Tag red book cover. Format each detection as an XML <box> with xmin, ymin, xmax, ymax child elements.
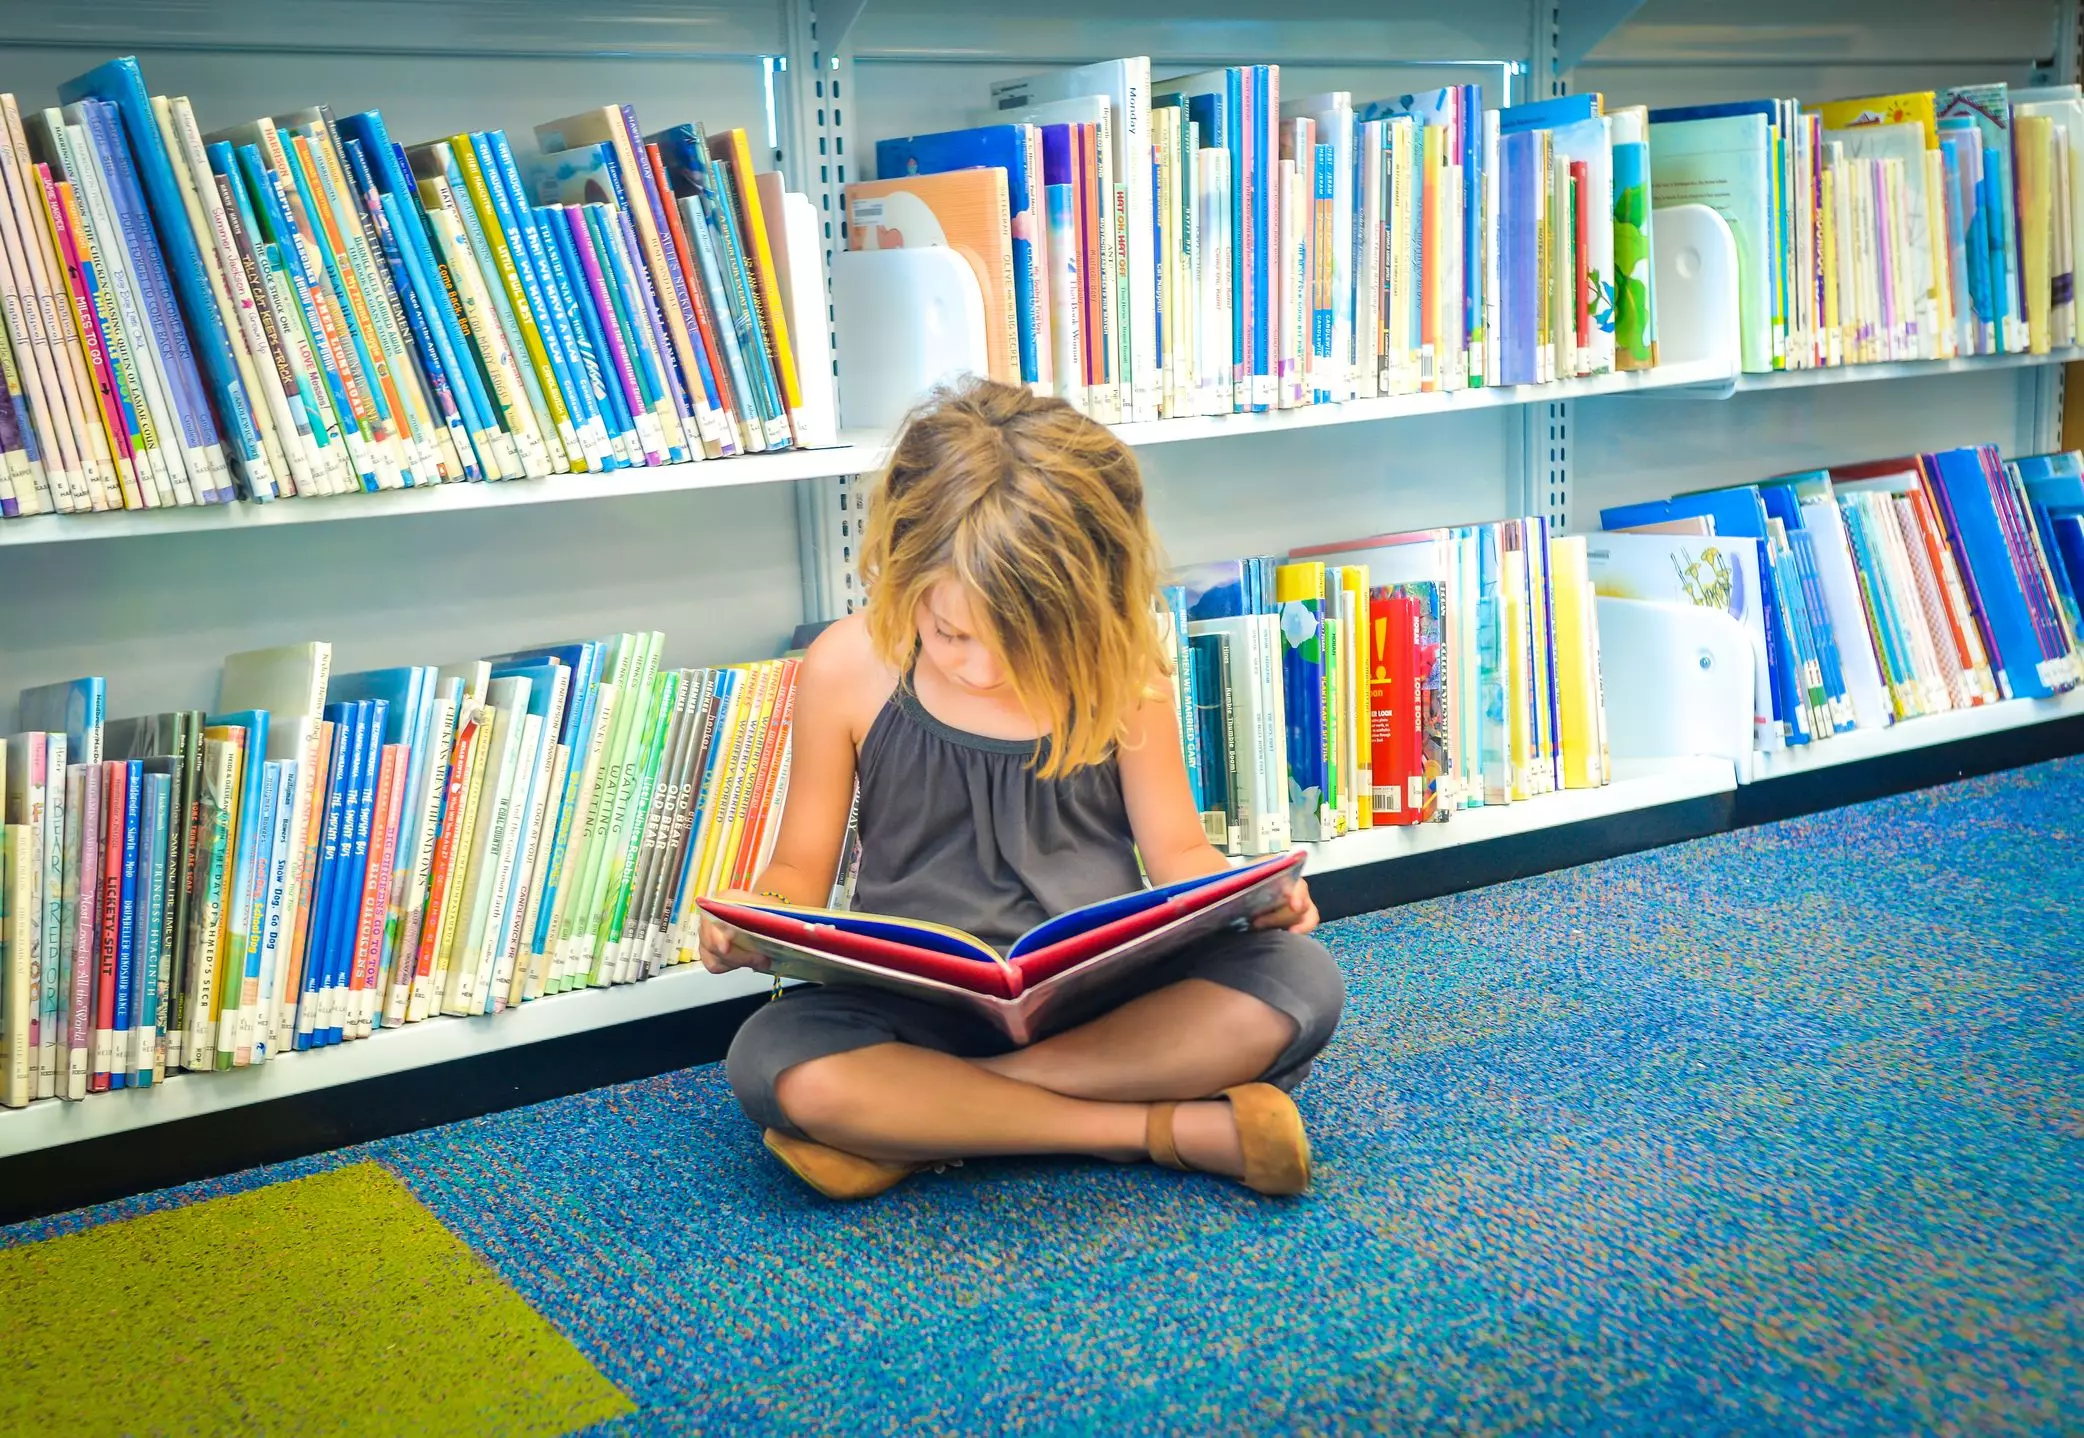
<box><xmin>1076</xmin><ymin>122</ymin><xmax>1103</xmax><ymax>388</ymax></box>
<box><xmin>68</xmin><ymin>765</ymin><xmax>102</xmax><ymax>1099</ymax></box>
<box><xmin>729</xmin><ymin>659</ymin><xmax>800</xmax><ymax>893</ymax></box>
<box><xmin>1368</xmin><ymin>591</ymin><xmax>1418</xmax><ymax>826</ymax></box>
<box><xmin>413</xmin><ymin>713</ymin><xmax>480</xmax><ymax>986</ymax></box>
<box><xmin>348</xmin><ymin>744</ymin><xmax>403</xmax><ymax>1019</ymax></box>
<box><xmin>646</xmin><ymin>140</ymin><xmax>738</xmax><ymax>427</ymax></box>
<box><xmin>92</xmin><ymin>759</ymin><xmax>126</xmax><ymax>1091</ymax></box>
<box><xmin>365</xmin><ymin>743</ymin><xmax>412</xmax><ymax>1014</ymax></box>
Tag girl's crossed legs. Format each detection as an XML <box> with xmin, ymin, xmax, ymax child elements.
<box><xmin>726</xmin><ymin>927</ymin><xmax>1343</xmax><ymax>1181</ymax></box>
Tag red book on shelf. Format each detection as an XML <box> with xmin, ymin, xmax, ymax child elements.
<box><xmin>92</xmin><ymin>759</ymin><xmax>127</xmax><ymax>1091</ymax></box>
<box><xmin>1369</xmin><ymin>591</ymin><xmax>1420</xmax><ymax>826</ymax></box>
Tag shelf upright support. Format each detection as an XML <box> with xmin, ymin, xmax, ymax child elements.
<box><xmin>1518</xmin><ymin>0</ymin><xmax>1576</xmax><ymax>532</ymax></box>
<box><xmin>778</xmin><ymin>0</ymin><xmax>869</xmax><ymax>623</ymax></box>
<box><xmin>2030</xmin><ymin>0</ymin><xmax>2084</xmax><ymax>452</ymax></box>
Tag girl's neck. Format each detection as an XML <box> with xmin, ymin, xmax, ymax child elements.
<box><xmin>909</xmin><ymin>647</ymin><xmax>1048</xmax><ymax>743</ymax></box>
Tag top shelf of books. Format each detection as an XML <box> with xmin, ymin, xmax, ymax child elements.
<box><xmin>1</xmin><ymin>31</ymin><xmax>2080</xmax><ymax>545</ymax></box>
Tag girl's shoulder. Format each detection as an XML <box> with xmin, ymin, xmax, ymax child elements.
<box><xmin>801</xmin><ymin>613</ymin><xmax>902</xmax><ymax>743</ymax></box>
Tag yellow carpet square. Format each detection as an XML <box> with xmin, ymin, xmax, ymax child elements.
<box><xmin>0</xmin><ymin>1162</ymin><xmax>631</xmax><ymax>1437</ymax></box>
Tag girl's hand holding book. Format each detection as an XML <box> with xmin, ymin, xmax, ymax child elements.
<box><xmin>698</xmin><ymin>890</ymin><xmax>773</xmax><ymax>974</ymax></box>
<box><xmin>1249</xmin><ymin>878</ymin><xmax>1319</xmax><ymax>936</ymax></box>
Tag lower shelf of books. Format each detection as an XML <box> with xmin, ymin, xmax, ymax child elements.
<box><xmin>1302</xmin><ymin>756</ymin><xmax>1741</xmax><ymax>875</ymax></box>
<box><xmin>1748</xmin><ymin>688</ymin><xmax>2084</xmax><ymax>783</ymax></box>
<box><xmin>0</xmin><ymin>964</ymin><xmax>774</xmax><ymax>1158</ymax></box>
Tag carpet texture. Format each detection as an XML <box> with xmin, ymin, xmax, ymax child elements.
<box><xmin>0</xmin><ymin>1163</ymin><xmax>630</xmax><ymax>1436</ymax></box>
<box><xmin>3</xmin><ymin>757</ymin><xmax>2079</xmax><ymax>1435</ymax></box>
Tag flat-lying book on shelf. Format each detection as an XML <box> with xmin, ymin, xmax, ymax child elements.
<box><xmin>698</xmin><ymin>850</ymin><xmax>1306</xmax><ymax>1042</ymax></box>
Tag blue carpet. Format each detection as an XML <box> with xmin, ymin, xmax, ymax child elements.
<box><xmin>6</xmin><ymin>758</ymin><xmax>2080</xmax><ymax>1434</ymax></box>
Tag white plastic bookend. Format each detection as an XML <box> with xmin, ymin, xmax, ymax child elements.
<box><xmin>1595</xmin><ymin>596</ymin><xmax>1754</xmax><ymax>779</ymax></box>
<box><xmin>832</xmin><ymin>247</ymin><xmax>989</xmax><ymax>431</ymax></box>
<box><xmin>1649</xmin><ymin>203</ymin><xmax>1742</xmax><ymax>389</ymax></box>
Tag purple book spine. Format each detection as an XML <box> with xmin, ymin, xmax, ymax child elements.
<box><xmin>614</xmin><ymin>208</ymin><xmax>684</xmax><ymax>443</ymax></box>
<box><xmin>617</xmin><ymin>107</ymin><xmax>714</xmax><ymax>420</ymax></box>
<box><xmin>560</xmin><ymin>207</ymin><xmax>647</xmax><ymax>435</ymax></box>
<box><xmin>82</xmin><ymin>100</ymin><xmax>226</xmax><ymax>501</ymax></box>
<box><xmin>1981</xmin><ymin>447</ymin><xmax>2070</xmax><ymax>664</ymax></box>
<box><xmin>70</xmin><ymin>765</ymin><xmax>102</xmax><ymax>1087</ymax></box>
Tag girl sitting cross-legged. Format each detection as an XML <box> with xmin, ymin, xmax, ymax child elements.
<box><xmin>701</xmin><ymin>378</ymin><xmax>1344</xmax><ymax>1201</ymax></box>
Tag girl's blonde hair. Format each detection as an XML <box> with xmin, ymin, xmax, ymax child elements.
<box><xmin>858</xmin><ymin>378</ymin><xmax>1168</xmax><ymax>778</ymax></box>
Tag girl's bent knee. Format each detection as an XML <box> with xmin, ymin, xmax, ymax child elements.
<box><xmin>769</xmin><ymin>1053</ymin><xmax>861</xmax><ymax>1134</ymax></box>
<box><xmin>1210</xmin><ymin>928</ymin><xmax>1343</xmax><ymax>1076</ymax></box>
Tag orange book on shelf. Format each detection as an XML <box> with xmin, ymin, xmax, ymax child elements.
<box><xmin>846</xmin><ymin>168</ymin><xmax>1020</xmax><ymax>385</ymax></box>
<box><xmin>706</xmin><ymin>129</ymin><xmax>806</xmax><ymax>436</ymax></box>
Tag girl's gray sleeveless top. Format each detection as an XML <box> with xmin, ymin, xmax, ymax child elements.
<box><xmin>852</xmin><ymin>682</ymin><xmax>1144</xmax><ymax>952</ymax></box>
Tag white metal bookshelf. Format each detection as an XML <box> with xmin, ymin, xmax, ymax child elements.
<box><xmin>0</xmin><ymin>965</ymin><xmax>777</xmax><ymax>1158</ymax></box>
<box><xmin>0</xmin><ymin>359</ymin><xmax>1746</xmax><ymax>549</ymax></box>
<box><xmin>2</xmin><ymin>0</ymin><xmax>2081</xmax><ymax>1156</ymax></box>
<box><xmin>1749</xmin><ymin>689</ymin><xmax>2084</xmax><ymax>782</ymax></box>
<box><xmin>1714</xmin><ymin>350</ymin><xmax>2084</xmax><ymax>397</ymax></box>
<box><xmin>1303</xmin><ymin>756</ymin><xmax>1739</xmax><ymax>875</ymax></box>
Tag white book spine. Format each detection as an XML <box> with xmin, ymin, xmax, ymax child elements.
<box><xmin>248</xmin><ymin>762</ymin><xmax>298</xmax><ymax>1061</ymax></box>
<box><xmin>52</xmin><ymin>116</ymin><xmax>166</xmax><ymax>510</ymax></box>
<box><xmin>479</xmin><ymin>712</ymin><xmax>543</xmax><ymax>1011</ymax></box>
<box><xmin>444</xmin><ymin>694</ymin><xmax>523</xmax><ymax>1015</ymax></box>
<box><xmin>2</xmin><ymin>97</ymin><xmax>113</xmax><ymax>511</ymax></box>
<box><xmin>71</xmin><ymin>111</ymin><xmax>199</xmax><ymax>509</ymax></box>
<box><xmin>167</xmin><ymin>96</ymin><xmax>305</xmax><ymax>498</ymax></box>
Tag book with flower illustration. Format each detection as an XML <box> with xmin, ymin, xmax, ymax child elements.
<box><xmin>697</xmin><ymin>849</ymin><xmax>1305</xmax><ymax>1042</ymax></box>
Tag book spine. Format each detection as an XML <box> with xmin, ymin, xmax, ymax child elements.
<box><xmin>87</xmin><ymin>100</ymin><xmax>218</xmax><ymax>504</ymax></box>
<box><xmin>640</xmin><ymin>140</ymin><xmax>727</xmax><ymax>458</ymax></box>
<box><xmin>262</xmin><ymin>144</ymin><xmax>390</xmax><ymax>487</ymax></box>
<box><xmin>304</xmin><ymin>126</ymin><xmax>440</xmax><ymax>484</ymax></box>
<box><xmin>38</xmin><ymin>164</ymin><xmax>133</xmax><ymax>505</ymax></box>
<box><xmin>449</xmin><ymin>135</ymin><xmax>580</xmax><ymax>469</ymax></box>
<box><xmin>416</xmin><ymin>164</ymin><xmax>545</xmax><ymax>476</ymax></box>
<box><xmin>0</xmin><ymin>106</ymin><xmax>89</xmax><ymax>511</ymax></box>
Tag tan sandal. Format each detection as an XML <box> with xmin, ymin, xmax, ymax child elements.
<box><xmin>763</xmin><ymin>1129</ymin><xmax>922</xmax><ymax>1201</ymax></box>
<box><xmin>1146</xmin><ymin>1083</ymin><xmax>1312</xmax><ymax>1196</ymax></box>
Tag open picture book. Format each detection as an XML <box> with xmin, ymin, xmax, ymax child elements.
<box><xmin>698</xmin><ymin>850</ymin><xmax>1308</xmax><ymax>1042</ymax></box>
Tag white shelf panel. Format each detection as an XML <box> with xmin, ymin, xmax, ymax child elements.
<box><xmin>0</xmin><ymin>964</ymin><xmax>773</xmax><ymax>1159</ymax></box>
<box><xmin>1112</xmin><ymin>358</ymin><xmax>1739</xmax><ymax>447</ymax></box>
<box><xmin>0</xmin><ymin>360</ymin><xmax>1741</xmax><ymax>549</ymax></box>
<box><xmin>1304</xmin><ymin>755</ymin><xmax>1740</xmax><ymax>875</ymax></box>
<box><xmin>1712</xmin><ymin>349</ymin><xmax>2083</xmax><ymax>396</ymax></box>
<box><xmin>1749</xmin><ymin>689</ymin><xmax>2084</xmax><ymax>783</ymax></box>
<box><xmin>0</xmin><ymin>443</ymin><xmax>885</xmax><ymax>549</ymax></box>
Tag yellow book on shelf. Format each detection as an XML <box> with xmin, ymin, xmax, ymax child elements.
<box><xmin>1924</xmin><ymin>148</ymin><xmax>1957</xmax><ymax>357</ymax></box>
<box><xmin>2020</xmin><ymin>114</ymin><xmax>2055</xmax><ymax>355</ymax></box>
<box><xmin>710</xmin><ymin>660</ymin><xmax>782</xmax><ymax>899</ymax></box>
<box><xmin>446</xmin><ymin>132</ymin><xmax>583</xmax><ymax>469</ymax></box>
<box><xmin>685</xmin><ymin>666</ymin><xmax>754</xmax><ymax>907</ymax></box>
<box><xmin>1820</xmin><ymin>160</ymin><xmax>1841</xmax><ymax>365</ymax></box>
<box><xmin>1336</xmin><ymin>564</ymin><xmax>1372</xmax><ymax>829</ymax></box>
<box><xmin>1548</xmin><ymin>536</ymin><xmax>1605</xmax><ymax>790</ymax></box>
<box><xmin>1420</xmin><ymin>123</ymin><xmax>1444</xmax><ymax>390</ymax></box>
<box><xmin>1816</xmin><ymin>92</ymin><xmax>1939</xmax><ymax>151</ymax></box>
<box><xmin>1500</xmin><ymin>546</ymin><xmax>1530</xmax><ymax>803</ymax></box>
<box><xmin>711</xmin><ymin>128</ymin><xmax>806</xmax><ymax>441</ymax></box>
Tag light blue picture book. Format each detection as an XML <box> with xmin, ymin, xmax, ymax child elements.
<box><xmin>1584</xmin><ymin>531</ymin><xmax>1777</xmax><ymax>751</ymax></box>
<box><xmin>1649</xmin><ymin>114</ymin><xmax>1772</xmax><ymax>373</ymax></box>
<box><xmin>19</xmin><ymin>677</ymin><xmax>108</xmax><ymax>767</ymax></box>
